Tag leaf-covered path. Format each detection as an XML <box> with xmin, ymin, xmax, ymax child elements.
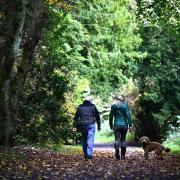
<box><xmin>0</xmin><ymin>143</ymin><xmax>180</xmax><ymax>179</ymax></box>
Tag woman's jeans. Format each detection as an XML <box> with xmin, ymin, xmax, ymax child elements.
<box><xmin>80</xmin><ymin>124</ymin><xmax>95</xmax><ymax>157</ymax></box>
<box><xmin>114</xmin><ymin>126</ymin><xmax>128</xmax><ymax>155</ymax></box>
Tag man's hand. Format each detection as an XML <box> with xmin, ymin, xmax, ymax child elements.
<box><xmin>72</xmin><ymin>128</ymin><xmax>77</xmax><ymax>133</ymax></box>
<box><xmin>97</xmin><ymin>126</ymin><xmax>101</xmax><ymax>131</ymax></box>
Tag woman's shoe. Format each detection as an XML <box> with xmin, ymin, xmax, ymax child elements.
<box><xmin>115</xmin><ymin>149</ymin><xmax>120</xmax><ymax>160</ymax></box>
<box><xmin>121</xmin><ymin>147</ymin><xmax>126</xmax><ymax>160</ymax></box>
<box><xmin>121</xmin><ymin>155</ymin><xmax>125</xmax><ymax>160</ymax></box>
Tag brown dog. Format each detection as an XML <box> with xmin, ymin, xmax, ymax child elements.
<box><xmin>139</xmin><ymin>136</ymin><xmax>170</xmax><ymax>160</ymax></box>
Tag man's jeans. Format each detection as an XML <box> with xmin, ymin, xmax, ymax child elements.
<box><xmin>80</xmin><ymin>124</ymin><xmax>95</xmax><ymax>157</ymax></box>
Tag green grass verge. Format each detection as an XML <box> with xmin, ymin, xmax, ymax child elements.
<box><xmin>163</xmin><ymin>142</ymin><xmax>180</xmax><ymax>154</ymax></box>
<box><xmin>94</xmin><ymin>120</ymin><xmax>135</xmax><ymax>143</ymax></box>
<box><xmin>163</xmin><ymin>134</ymin><xmax>180</xmax><ymax>154</ymax></box>
<box><xmin>53</xmin><ymin>144</ymin><xmax>82</xmax><ymax>155</ymax></box>
<box><xmin>39</xmin><ymin>143</ymin><xmax>82</xmax><ymax>155</ymax></box>
<box><xmin>95</xmin><ymin>131</ymin><xmax>135</xmax><ymax>143</ymax></box>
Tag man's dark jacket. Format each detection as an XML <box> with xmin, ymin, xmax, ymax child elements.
<box><xmin>73</xmin><ymin>100</ymin><xmax>101</xmax><ymax>129</ymax></box>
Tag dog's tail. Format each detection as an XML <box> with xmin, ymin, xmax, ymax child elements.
<box><xmin>164</xmin><ymin>147</ymin><xmax>171</xmax><ymax>152</ymax></box>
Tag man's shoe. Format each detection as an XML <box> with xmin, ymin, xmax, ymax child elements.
<box><xmin>88</xmin><ymin>156</ymin><xmax>93</xmax><ymax>159</ymax></box>
<box><xmin>86</xmin><ymin>155</ymin><xmax>93</xmax><ymax>159</ymax></box>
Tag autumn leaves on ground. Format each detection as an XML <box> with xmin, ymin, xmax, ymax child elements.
<box><xmin>0</xmin><ymin>144</ymin><xmax>180</xmax><ymax>179</ymax></box>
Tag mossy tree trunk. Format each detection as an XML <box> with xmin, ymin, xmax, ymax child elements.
<box><xmin>0</xmin><ymin>0</ymin><xmax>45</xmax><ymax>146</ymax></box>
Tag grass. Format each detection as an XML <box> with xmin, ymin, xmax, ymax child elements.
<box><xmin>95</xmin><ymin>131</ymin><xmax>114</xmax><ymax>143</ymax></box>
<box><xmin>55</xmin><ymin>130</ymin><xmax>134</xmax><ymax>155</ymax></box>
<box><xmin>163</xmin><ymin>141</ymin><xmax>180</xmax><ymax>154</ymax></box>
<box><xmin>52</xmin><ymin>144</ymin><xmax>82</xmax><ymax>155</ymax></box>
<box><xmin>95</xmin><ymin>131</ymin><xmax>135</xmax><ymax>143</ymax></box>
<box><xmin>94</xmin><ymin>120</ymin><xmax>135</xmax><ymax>143</ymax></box>
<box><xmin>36</xmin><ymin>142</ymin><xmax>82</xmax><ymax>155</ymax></box>
<box><xmin>163</xmin><ymin>130</ymin><xmax>180</xmax><ymax>154</ymax></box>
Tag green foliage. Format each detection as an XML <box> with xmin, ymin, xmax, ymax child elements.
<box><xmin>136</xmin><ymin>0</ymin><xmax>180</xmax><ymax>37</ymax></box>
<box><xmin>133</xmin><ymin>22</ymin><xmax>180</xmax><ymax>140</ymax></box>
<box><xmin>17</xmin><ymin>10</ymin><xmax>78</xmax><ymax>143</ymax></box>
<box><xmin>17</xmin><ymin>6</ymin><xmax>83</xmax><ymax>144</ymax></box>
<box><xmin>95</xmin><ymin>119</ymin><xmax>135</xmax><ymax>143</ymax></box>
<box><xmin>70</xmin><ymin>0</ymin><xmax>142</xmax><ymax>99</ymax></box>
<box><xmin>17</xmin><ymin>0</ymin><xmax>143</xmax><ymax>145</ymax></box>
<box><xmin>163</xmin><ymin>118</ymin><xmax>180</xmax><ymax>154</ymax></box>
<box><xmin>18</xmin><ymin>56</ymin><xmax>72</xmax><ymax>144</ymax></box>
<box><xmin>16</xmin><ymin>0</ymin><xmax>179</xmax><ymax>145</ymax></box>
<box><xmin>41</xmin><ymin>142</ymin><xmax>82</xmax><ymax>154</ymax></box>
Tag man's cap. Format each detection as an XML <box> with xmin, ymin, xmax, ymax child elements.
<box><xmin>85</xmin><ymin>96</ymin><xmax>93</xmax><ymax>102</ymax></box>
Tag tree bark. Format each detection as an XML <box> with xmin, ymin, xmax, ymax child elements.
<box><xmin>0</xmin><ymin>0</ymin><xmax>45</xmax><ymax>146</ymax></box>
<box><xmin>0</xmin><ymin>0</ymin><xmax>27</xmax><ymax>146</ymax></box>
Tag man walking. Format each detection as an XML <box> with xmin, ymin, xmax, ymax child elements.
<box><xmin>73</xmin><ymin>96</ymin><xmax>101</xmax><ymax>159</ymax></box>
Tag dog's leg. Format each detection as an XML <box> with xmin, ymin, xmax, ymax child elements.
<box><xmin>144</xmin><ymin>150</ymin><xmax>148</xmax><ymax>160</ymax></box>
<box><xmin>155</xmin><ymin>149</ymin><xmax>164</xmax><ymax>160</ymax></box>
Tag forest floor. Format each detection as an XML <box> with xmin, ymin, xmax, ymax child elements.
<box><xmin>0</xmin><ymin>143</ymin><xmax>180</xmax><ymax>180</ymax></box>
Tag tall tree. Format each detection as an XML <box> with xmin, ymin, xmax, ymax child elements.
<box><xmin>72</xmin><ymin>0</ymin><xmax>142</xmax><ymax>98</ymax></box>
<box><xmin>136</xmin><ymin>26</ymin><xmax>179</xmax><ymax>140</ymax></box>
<box><xmin>134</xmin><ymin>0</ymin><xmax>180</xmax><ymax>140</ymax></box>
<box><xmin>17</xmin><ymin>7</ymin><xmax>78</xmax><ymax>144</ymax></box>
<box><xmin>0</xmin><ymin>0</ymin><xmax>45</xmax><ymax>146</ymax></box>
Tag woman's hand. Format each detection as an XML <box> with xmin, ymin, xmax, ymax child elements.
<box><xmin>97</xmin><ymin>126</ymin><xmax>101</xmax><ymax>131</ymax></box>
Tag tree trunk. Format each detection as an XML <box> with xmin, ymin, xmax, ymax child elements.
<box><xmin>0</xmin><ymin>0</ymin><xmax>27</xmax><ymax>146</ymax></box>
<box><xmin>137</xmin><ymin>112</ymin><xmax>159</xmax><ymax>141</ymax></box>
<box><xmin>0</xmin><ymin>0</ymin><xmax>45</xmax><ymax>146</ymax></box>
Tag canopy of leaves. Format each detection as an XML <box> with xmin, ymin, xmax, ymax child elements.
<box><xmin>16</xmin><ymin>0</ymin><xmax>179</xmax><ymax>144</ymax></box>
<box><xmin>133</xmin><ymin>15</ymin><xmax>180</xmax><ymax>140</ymax></box>
<box><xmin>71</xmin><ymin>0</ymin><xmax>142</xmax><ymax>98</ymax></box>
<box><xmin>135</xmin><ymin>0</ymin><xmax>180</xmax><ymax>37</ymax></box>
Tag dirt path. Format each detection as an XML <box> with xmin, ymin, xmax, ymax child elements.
<box><xmin>94</xmin><ymin>142</ymin><xmax>139</xmax><ymax>148</ymax></box>
<box><xmin>0</xmin><ymin>144</ymin><xmax>180</xmax><ymax>179</ymax></box>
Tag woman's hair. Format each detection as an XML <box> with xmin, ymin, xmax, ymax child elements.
<box><xmin>115</xmin><ymin>94</ymin><xmax>125</xmax><ymax>101</ymax></box>
<box><xmin>120</xmin><ymin>95</ymin><xmax>125</xmax><ymax>101</ymax></box>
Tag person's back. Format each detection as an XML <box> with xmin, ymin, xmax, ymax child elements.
<box><xmin>110</xmin><ymin>101</ymin><xmax>131</xmax><ymax>127</ymax></box>
<box><xmin>73</xmin><ymin>98</ymin><xmax>100</xmax><ymax>128</ymax></box>
<box><xmin>74</xmin><ymin>100</ymin><xmax>100</xmax><ymax>127</ymax></box>
<box><xmin>109</xmin><ymin>95</ymin><xmax>132</xmax><ymax>160</ymax></box>
<box><xmin>73</xmin><ymin>96</ymin><xmax>101</xmax><ymax>159</ymax></box>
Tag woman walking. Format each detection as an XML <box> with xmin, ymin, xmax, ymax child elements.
<box><xmin>109</xmin><ymin>95</ymin><xmax>132</xmax><ymax>160</ymax></box>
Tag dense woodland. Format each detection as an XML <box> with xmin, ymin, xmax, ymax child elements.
<box><xmin>0</xmin><ymin>0</ymin><xmax>179</xmax><ymax>147</ymax></box>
